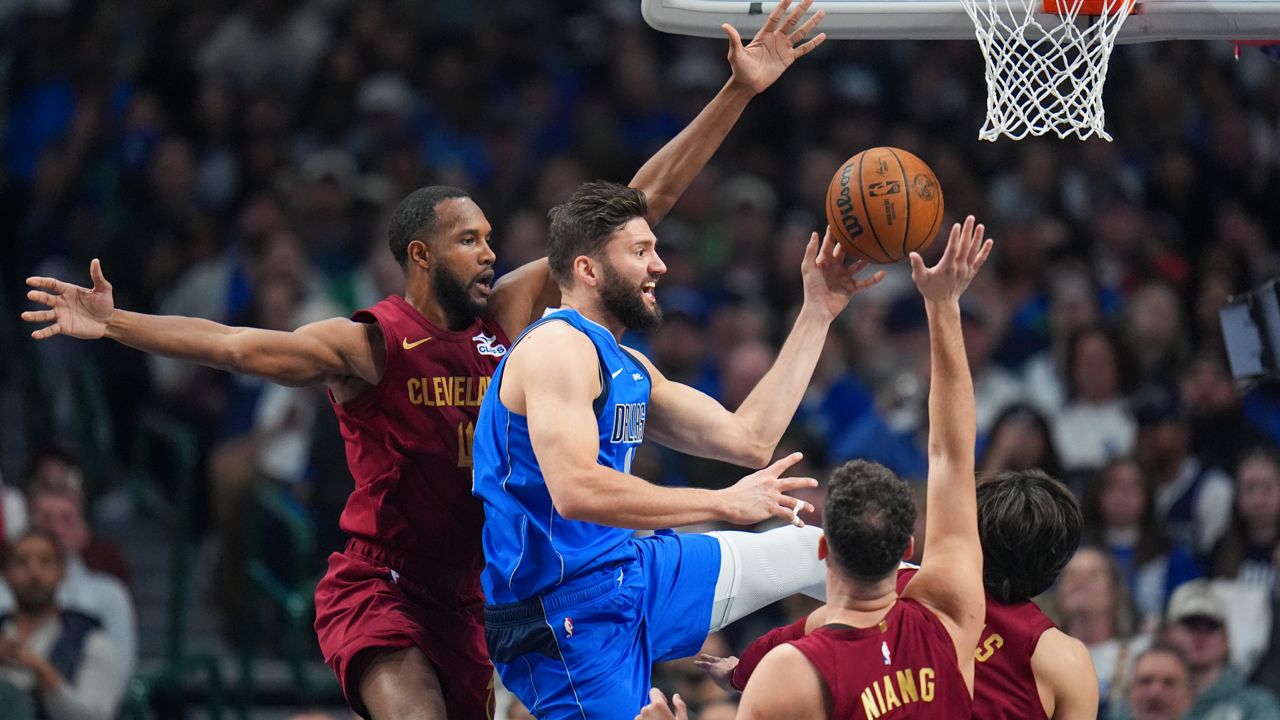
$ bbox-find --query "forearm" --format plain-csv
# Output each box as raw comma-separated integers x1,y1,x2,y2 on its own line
924,300,976,463
106,309,247,369
555,469,728,529
731,305,833,462
629,80,755,224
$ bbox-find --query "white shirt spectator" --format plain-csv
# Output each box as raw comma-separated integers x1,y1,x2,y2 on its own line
1053,399,1136,471
1154,457,1234,556
0,612,128,720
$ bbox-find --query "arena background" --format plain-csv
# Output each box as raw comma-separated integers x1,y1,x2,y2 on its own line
1,0,1279,717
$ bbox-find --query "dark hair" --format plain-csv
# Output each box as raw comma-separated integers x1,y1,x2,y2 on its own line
547,181,647,285
977,470,1082,603
978,404,1063,479
1064,324,1135,400
3,529,64,570
824,460,916,581
1135,643,1192,681
1082,456,1170,566
387,185,471,266
1211,444,1280,578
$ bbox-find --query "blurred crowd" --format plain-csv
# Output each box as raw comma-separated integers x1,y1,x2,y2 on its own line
1,0,1280,718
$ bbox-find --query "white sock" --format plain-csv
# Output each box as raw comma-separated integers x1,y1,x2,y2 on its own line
707,525,826,632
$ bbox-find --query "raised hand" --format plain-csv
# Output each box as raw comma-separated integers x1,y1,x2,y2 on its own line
22,259,116,340
802,227,887,321
694,654,741,692
722,0,827,95
909,215,993,304
719,452,818,527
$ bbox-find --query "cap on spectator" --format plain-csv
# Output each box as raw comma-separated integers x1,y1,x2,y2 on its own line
1166,580,1226,626
301,149,358,190
719,174,778,217
1132,385,1188,426
357,75,415,116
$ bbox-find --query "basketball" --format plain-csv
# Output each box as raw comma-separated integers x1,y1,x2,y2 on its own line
824,147,945,264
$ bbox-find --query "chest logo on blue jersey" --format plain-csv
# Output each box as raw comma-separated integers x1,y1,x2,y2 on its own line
610,402,647,444
473,331,507,357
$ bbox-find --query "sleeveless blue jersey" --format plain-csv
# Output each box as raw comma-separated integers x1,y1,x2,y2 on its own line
473,308,652,604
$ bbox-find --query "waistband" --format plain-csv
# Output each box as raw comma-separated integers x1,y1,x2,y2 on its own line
345,537,480,592
484,563,630,626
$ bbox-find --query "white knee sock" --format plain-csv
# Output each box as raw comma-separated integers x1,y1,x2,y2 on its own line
707,525,827,632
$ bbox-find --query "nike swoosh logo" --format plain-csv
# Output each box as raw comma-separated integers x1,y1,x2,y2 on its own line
402,337,433,350
611,368,624,378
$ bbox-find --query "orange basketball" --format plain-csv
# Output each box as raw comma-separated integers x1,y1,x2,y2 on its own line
824,147,945,264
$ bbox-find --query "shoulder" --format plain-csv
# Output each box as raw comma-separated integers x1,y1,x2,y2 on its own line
518,318,595,356
1032,629,1097,690
740,644,827,720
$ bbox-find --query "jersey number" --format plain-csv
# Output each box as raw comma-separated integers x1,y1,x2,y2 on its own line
458,421,475,468
974,633,1004,663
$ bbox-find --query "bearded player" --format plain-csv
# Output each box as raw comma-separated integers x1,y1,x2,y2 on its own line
695,469,1097,720
20,2,829,716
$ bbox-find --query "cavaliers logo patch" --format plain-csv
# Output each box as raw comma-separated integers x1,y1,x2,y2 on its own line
473,332,507,357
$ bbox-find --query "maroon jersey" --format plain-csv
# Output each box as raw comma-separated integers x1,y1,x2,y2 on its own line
329,295,509,576
734,568,1053,720
787,597,971,719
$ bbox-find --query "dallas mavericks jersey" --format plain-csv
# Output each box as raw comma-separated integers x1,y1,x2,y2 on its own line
473,308,652,605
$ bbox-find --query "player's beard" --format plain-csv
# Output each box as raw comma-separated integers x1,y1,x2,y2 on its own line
600,261,662,331
432,263,486,326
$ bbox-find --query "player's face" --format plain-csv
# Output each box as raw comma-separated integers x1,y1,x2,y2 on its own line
597,217,666,331
1129,652,1193,720
4,536,63,613
429,198,497,322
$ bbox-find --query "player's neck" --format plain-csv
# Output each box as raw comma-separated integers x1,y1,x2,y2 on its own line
404,283,471,332
823,573,899,628
560,292,625,340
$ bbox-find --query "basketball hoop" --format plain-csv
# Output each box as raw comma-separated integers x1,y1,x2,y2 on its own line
962,0,1139,141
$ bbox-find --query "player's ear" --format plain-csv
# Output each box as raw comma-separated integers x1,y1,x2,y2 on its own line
407,239,432,271
817,535,829,561
902,536,915,562
572,254,600,288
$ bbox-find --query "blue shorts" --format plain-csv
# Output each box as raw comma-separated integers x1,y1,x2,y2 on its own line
484,531,720,719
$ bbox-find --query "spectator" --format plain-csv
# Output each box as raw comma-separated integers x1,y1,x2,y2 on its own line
1124,645,1196,720
1055,546,1151,718
1210,446,1280,590
1084,457,1202,627
1053,325,1137,473
24,450,131,588
0,531,128,720
977,403,1063,479
1020,268,1102,416
0,481,138,678
1160,580,1280,720
1,470,26,544
1133,386,1235,557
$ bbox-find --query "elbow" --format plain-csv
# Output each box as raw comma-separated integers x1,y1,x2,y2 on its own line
549,484,594,522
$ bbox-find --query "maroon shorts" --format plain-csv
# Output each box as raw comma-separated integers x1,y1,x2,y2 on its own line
314,539,494,720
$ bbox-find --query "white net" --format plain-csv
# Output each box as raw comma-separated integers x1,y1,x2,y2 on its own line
961,0,1139,141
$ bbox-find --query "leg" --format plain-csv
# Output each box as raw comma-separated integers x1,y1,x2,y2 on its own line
357,647,448,720
706,525,826,632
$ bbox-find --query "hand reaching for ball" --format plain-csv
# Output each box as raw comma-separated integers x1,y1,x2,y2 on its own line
802,226,887,321
909,215,993,305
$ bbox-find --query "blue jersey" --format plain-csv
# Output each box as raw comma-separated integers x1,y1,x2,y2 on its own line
473,308,652,604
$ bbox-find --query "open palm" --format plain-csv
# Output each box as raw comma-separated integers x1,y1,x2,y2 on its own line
802,228,887,320
22,259,116,340
723,0,827,95
910,216,994,303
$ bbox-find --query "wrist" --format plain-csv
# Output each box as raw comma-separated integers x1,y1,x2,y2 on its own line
722,76,760,101
102,308,124,340
797,301,837,326
923,298,961,315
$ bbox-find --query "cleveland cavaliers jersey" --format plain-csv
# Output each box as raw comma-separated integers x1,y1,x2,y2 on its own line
788,597,970,719
473,308,651,604
329,295,509,574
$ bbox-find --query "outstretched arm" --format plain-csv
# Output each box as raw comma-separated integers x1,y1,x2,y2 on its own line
630,0,826,224
640,229,884,467
900,216,993,691
23,259,379,388
506,321,816,529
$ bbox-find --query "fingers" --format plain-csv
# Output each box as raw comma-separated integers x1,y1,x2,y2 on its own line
649,688,666,706
89,257,110,290
975,237,995,269
777,475,819,492
789,7,825,42
759,0,792,36
672,693,688,718
26,290,58,308
814,229,831,266
25,276,70,294
21,310,55,324
764,451,804,476
807,231,821,266
852,269,887,291
909,251,926,281
794,33,827,57
721,22,743,49
780,0,814,34
31,324,62,340
773,493,815,527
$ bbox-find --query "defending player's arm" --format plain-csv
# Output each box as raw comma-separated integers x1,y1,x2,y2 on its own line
629,0,826,224
490,258,560,341
737,644,828,720
899,216,993,692
1032,629,1100,720
635,229,884,468
23,259,380,388
510,321,815,528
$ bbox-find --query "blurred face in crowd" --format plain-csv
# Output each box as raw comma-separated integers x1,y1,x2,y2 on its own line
1072,331,1119,403
989,409,1051,471
5,534,64,615
1100,460,1147,530
1056,547,1115,620
1164,617,1229,673
1129,650,1193,720
1237,454,1280,537
30,490,91,556
1137,420,1189,472
425,197,497,323
1180,356,1238,416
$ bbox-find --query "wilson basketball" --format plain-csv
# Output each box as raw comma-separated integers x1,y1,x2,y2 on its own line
825,147,945,264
